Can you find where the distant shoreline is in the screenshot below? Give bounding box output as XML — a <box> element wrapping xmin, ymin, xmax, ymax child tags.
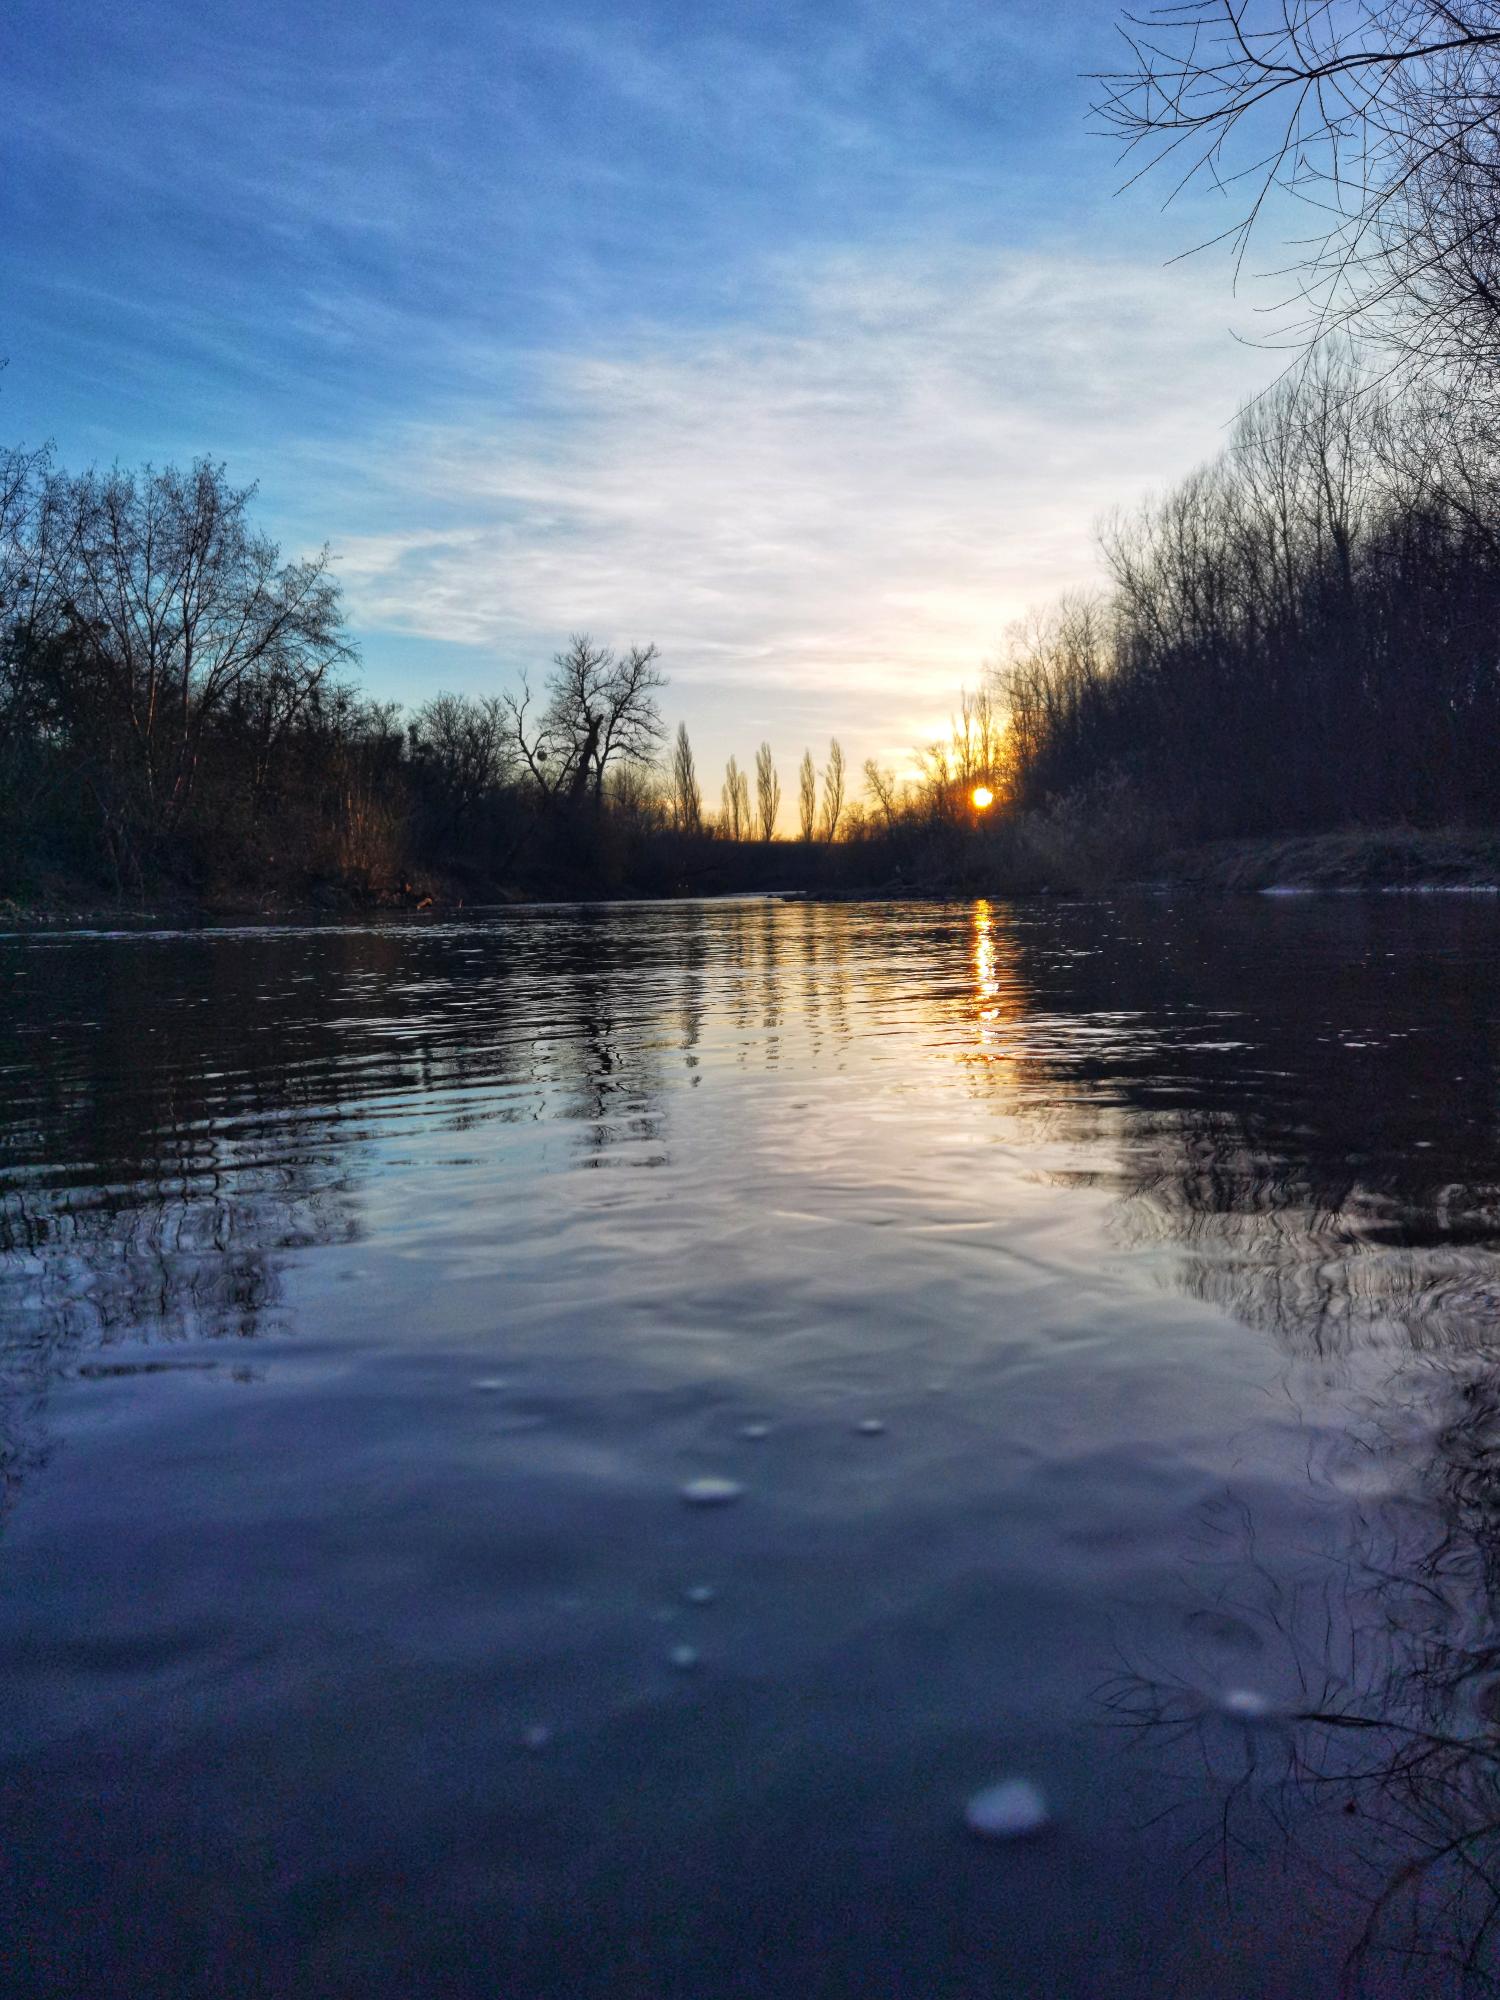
<box><xmin>7</xmin><ymin>828</ymin><xmax>1500</xmax><ymax>929</ymax></box>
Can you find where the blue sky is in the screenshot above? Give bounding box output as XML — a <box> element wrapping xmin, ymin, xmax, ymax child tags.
<box><xmin>4</xmin><ymin>0</ymin><xmax>1281</xmax><ymax>797</ymax></box>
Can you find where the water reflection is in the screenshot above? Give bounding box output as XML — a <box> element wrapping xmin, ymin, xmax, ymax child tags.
<box><xmin>1099</xmin><ymin>1408</ymin><xmax>1500</xmax><ymax>1997</ymax></box>
<box><xmin>951</xmin><ymin>896</ymin><xmax>1500</xmax><ymax>1364</ymax></box>
<box><xmin>3</xmin><ymin>896</ymin><xmax>1500</xmax><ymax>1996</ymax></box>
<box><xmin>938</xmin><ymin>898</ymin><xmax>1500</xmax><ymax>1996</ymax></box>
<box><xmin>0</xmin><ymin>914</ymin><xmax>724</xmax><ymax>1507</ymax></box>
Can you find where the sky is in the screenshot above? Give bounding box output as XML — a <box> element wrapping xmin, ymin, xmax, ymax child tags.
<box><xmin>3</xmin><ymin>0</ymin><xmax>1285</xmax><ymax>806</ymax></box>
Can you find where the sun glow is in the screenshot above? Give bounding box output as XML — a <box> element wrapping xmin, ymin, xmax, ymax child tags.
<box><xmin>971</xmin><ymin>786</ymin><xmax>994</xmax><ymax>810</ymax></box>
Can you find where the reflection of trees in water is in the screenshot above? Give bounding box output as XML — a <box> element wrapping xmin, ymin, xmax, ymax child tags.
<box><xmin>952</xmin><ymin>899</ymin><xmax>1500</xmax><ymax>1990</ymax></box>
<box><xmin>0</xmin><ymin>934</ymin><xmax>380</xmax><ymax>1508</ymax></box>
<box><xmin>1028</xmin><ymin>956</ymin><xmax>1500</xmax><ymax>1982</ymax></box>
<box><xmin>1101</xmin><ymin>1415</ymin><xmax>1500</xmax><ymax>1996</ymax></box>
<box><xmin>0</xmin><ymin>1171</ymin><xmax>354</xmax><ymax>1346</ymax></box>
<box><xmin>953</xmin><ymin>896</ymin><xmax>1500</xmax><ymax>1363</ymax></box>
<box><xmin>7</xmin><ymin>898</ymin><xmax>1499</xmax><ymax>1981</ymax></box>
<box><xmin>2</xmin><ymin>932</ymin><xmax>405</xmax><ymax>1362</ymax></box>
<box><xmin>1108</xmin><ymin>1119</ymin><xmax>1500</xmax><ymax>1362</ymax></box>
<box><xmin>528</xmin><ymin>902</ymin><xmax>752</xmax><ymax>1157</ymax></box>
<box><xmin>791</xmin><ymin>901</ymin><xmax>854</xmax><ymax>1060</ymax></box>
<box><xmin>0</xmin><ymin>1166</ymin><xmax>357</xmax><ymax>1512</ymax></box>
<box><xmin>0</xmin><ymin>915</ymin><xmax>711</xmax><ymax>1505</ymax></box>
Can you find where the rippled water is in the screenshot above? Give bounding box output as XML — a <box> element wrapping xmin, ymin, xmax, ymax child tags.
<box><xmin>4</xmin><ymin>895</ymin><xmax>1500</xmax><ymax>1998</ymax></box>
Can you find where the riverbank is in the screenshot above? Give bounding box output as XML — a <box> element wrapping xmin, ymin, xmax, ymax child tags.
<box><xmin>1156</xmin><ymin>827</ymin><xmax>1500</xmax><ymax>894</ymax></box>
<box><xmin>811</xmin><ymin>823</ymin><xmax>1500</xmax><ymax>900</ymax></box>
<box><xmin>6</xmin><ymin>826</ymin><xmax>1500</xmax><ymax>927</ymax></box>
<box><xmin>0</xmin><ymin>833</ymin><xmax>843</xmax><ymax>927</ymax></box>
<box><xmin>0</xmin><ymin>878</ymin><xmax>449</xmax><ymax>931</ymax></box>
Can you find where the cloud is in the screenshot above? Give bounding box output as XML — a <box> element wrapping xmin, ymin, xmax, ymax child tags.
<box><xmin>2</xmin><ymin>0</ymin><xmax>1316</xmax><ymax>798</ymax></box>
<box><xmin>321</xmin><ymin>236</ymin><xmax>1272</xmax><ymax>775</ymax></box>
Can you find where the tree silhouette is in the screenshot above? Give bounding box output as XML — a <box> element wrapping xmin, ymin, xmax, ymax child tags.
<box><xmin>754</xmin><ymin>742</ymin><xmax>781</xmax><ymax>841</ymax></box>
<box><xmin>1096</xmin><ymin>1</ymin><xmax>1500</xmax><ymax>379</ymax></box>
<box><xmin>670</xmin><ymin>721</ymin><xmax>702</xmax><ymax>833</ymax></box>
<box><xmin>798</xmin><ymin>749</ymin><xmax>818</xmax><ymax>842</ymax></box>
<box><xmin>820</xmin><ymin>739</ymin><xmax>846</xmax><ymax>842</ymax></box>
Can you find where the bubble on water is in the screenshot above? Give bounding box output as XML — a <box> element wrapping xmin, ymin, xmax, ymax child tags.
<box><xmin>964</xmin><ymin>1778</ymin><xmax>1050</xmax><ymax>1841</ymax></box>
<box><xmin>521</xmin><ymin>1724</ymin><xmax>552</xmax><ymax>1750</ymax></box>
<box><xmin>1218</xmin><ymin>1687</ymin><xmax>1275</xmax><ymax>1721</ymax></box>
<box><xmin>684</xmin><ymin>1584</ymin><xmax>718</xmax><ymax>1605</ymax></box>
<box><xmin>669</xmin><ymin>1645</ymin><xmax>700</xmax><ymax>1671</ymax></box>
<box><xmin>680</xmin><ymin>1477</ymin><xmax>745</xmax><ymax>1506</ymax></box>
<box><xmin>856</xmin><ymin>1418</ymin><xmax>887</xmax><ymax>1436</ymax></box>
<box><xmin>738</xmin><ymin>1422</ymin><xmax>771</xmax><ymax>1440</ymax></box>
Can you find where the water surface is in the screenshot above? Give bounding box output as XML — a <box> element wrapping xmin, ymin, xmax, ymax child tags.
<box><xmin>4</xmin><ymin>895</ymin><xmax>1500</xmax><ymax>1998</ymax></box>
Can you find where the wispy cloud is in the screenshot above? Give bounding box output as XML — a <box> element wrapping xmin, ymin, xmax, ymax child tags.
<box><xmin>5</xmin><ymin>0</ymin><xmax>1284</xmax><ymax>781</ymax></box>
<box><xmin>324</xmin><ymin>239</ymin><xmax>1271</xmax><ymax>768</ymax></box>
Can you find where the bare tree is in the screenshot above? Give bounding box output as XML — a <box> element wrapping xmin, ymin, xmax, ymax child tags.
<box><xmin>547</xmin><ymin>634</ymin><xmax>666</xmax><ymax>805</ymax></box>
<box><xmin>497</xmin><ymin>673</ymin><xmax>564</xmax><ymax>801</ymax></box>
<box><xmin>670</xmin><ymin>721</ymin><xmax>702</xmax><ymax>832</ymax></box>
<box><xmin>0</xmin><ymin>445</ymin><xmax>71</xmax><ymax>841</ymax></box>
<box><xmin>1095</xmin><ymin>2</ymin><xmax>1500</xmax><ymax>378</ymax></box>
<box><xmin>952</xmin><ymin>687</ymin><xmax>1004</xmax><ymax>789</ymax></box>
<box><xmin>409</xmin><ymin>692</ymin><xmax>511</xmax><ymax>813</ymax></box>
<box><xmin>603</xmin><ymin>754</ymin><xmax>669</xmax><ymax>830</ymax></box>
<box><xmin>502</xmin><ymin>634</ymin><xmax>666</xmax><ymax>808</ymax></box>
<box><xmin>402</xmin><ymin>689</ymin><xmax>524</xmax><ymax>874</ymax></box>
<box><xmin>820</xmin><ymin>738</ymin><xmax>846</xmax><ymax>841</ymax></box>
<box><xmin>863</xmin><ymin>758</ymin><xmax>899</xmax><ymax>826</ymax></box>
<box><xmin>721</xmin><ymin>754</ymin><xmax>745</xmax><ymax>839</ymax></box>
<box><xmin>754</xmin><ymin>742</ymin><xmax>781</xmax><ymax>840</ymax></box>
<box><xmin>990</xmin><ymin>347</ymin><xmax>1500</xmax><ymax>839</ymax></box>
<box><xmin>0</xmin><ymin>444</ymin><xmax>62</xmax><ymax>639</ymax></box>
<box><xmin>798</xmin><ymin>748</ymin><xmax>818</xmax><ymax>841</ymax></box>
<box><xmin>49</xmin><ymin>460</ymin><xmax>349</xmax><ymax>848</ymax></box>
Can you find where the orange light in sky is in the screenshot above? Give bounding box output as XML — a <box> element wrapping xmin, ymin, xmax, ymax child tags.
<box><xmin>971</xmin><ymin>785</ymin><xmax>994</xmax><ymax>810</ymax></box>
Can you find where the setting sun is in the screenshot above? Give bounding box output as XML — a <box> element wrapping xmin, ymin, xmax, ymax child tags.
<box><xmin>971</xmin><ymin>786</ymin><xmax>994</xmax><ymax>810</ymax></box>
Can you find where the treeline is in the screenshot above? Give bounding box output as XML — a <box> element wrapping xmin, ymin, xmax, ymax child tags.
<box><xmin>0</xmin><ymin>449</ymin><xmax>390</xmax><ymax>901</ymax></box>
<box><xmin>842</xmin><ymin>355</ymin><xmax>1500</xmax><ymax>888</ymax></box>
<box><xmin>10</xmin><ymin>357</ymin><xmax>1500</xmax><ymax>913</ymax></box>
<box><xmin>0</xmin><ymin>446</ymin><xmax>868</xmax><ymax>907</ymax></box>
<box><xmin>991</xmin><ymin>356</ymin><xmax>1500</xmax><ymax>848</ymax></box>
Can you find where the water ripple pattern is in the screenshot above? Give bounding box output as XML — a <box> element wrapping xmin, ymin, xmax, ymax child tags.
<box><xmin>3</xmin><ymin>895</ymin><xmax>1500</xmax><ymax>1999</ymax></box>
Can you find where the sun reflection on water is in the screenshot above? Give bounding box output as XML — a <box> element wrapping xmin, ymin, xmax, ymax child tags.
<box><xmin>973</xmin><ymin>897</ymin><xmax>997</xmax><ymax>1008</ymax></box>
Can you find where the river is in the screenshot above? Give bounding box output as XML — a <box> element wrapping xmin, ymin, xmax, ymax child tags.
<box><xmin>3</xmin><ymin>894</ymin><xmax>1500</xmax><ymax>1997</ymax></box>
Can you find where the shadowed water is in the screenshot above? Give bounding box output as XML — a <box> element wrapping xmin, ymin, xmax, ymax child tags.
<box><xmin>3</xmin><ymin>895</ymin><xmax>1500</xmax><ymax>1998</ymax></box>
